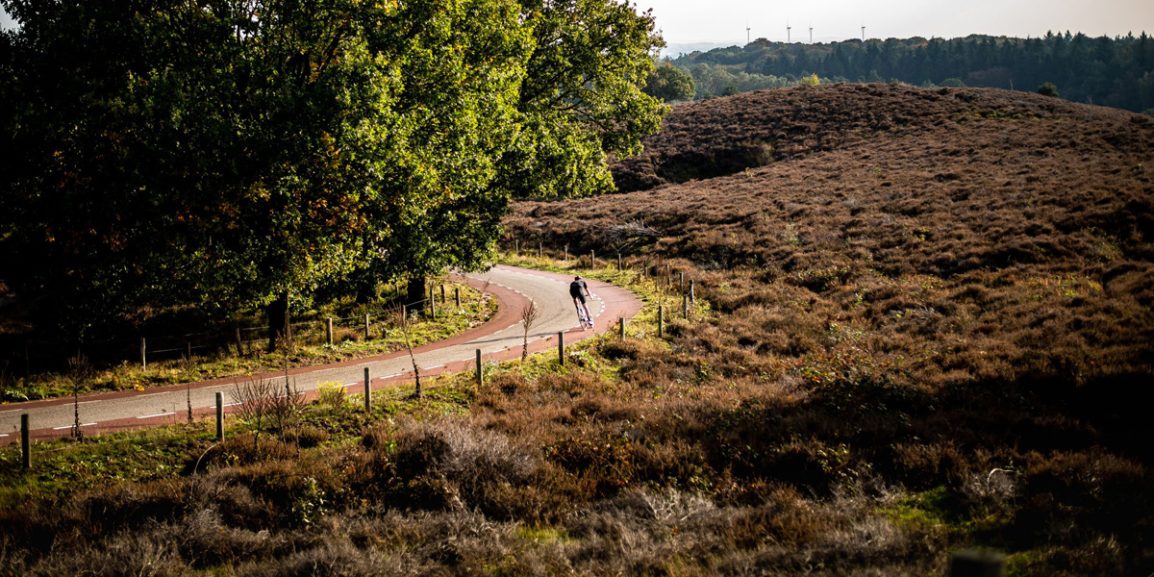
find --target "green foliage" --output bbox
[671,33,1154,112]
[0,0,665,344]
[495,0,666,200]
[645,61,696,102]
[687,62,795,98]
[1037,81,1060,97]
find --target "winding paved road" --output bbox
[0,265,642,445]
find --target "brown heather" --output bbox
[2,83,1153,576]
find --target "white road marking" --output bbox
[137,412,171,420]
[53,423,96,430]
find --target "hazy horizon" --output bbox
[642,0,1152,46]
[3,2,1151,46]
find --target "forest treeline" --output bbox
[670,32,1154,112]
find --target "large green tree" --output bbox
[1,0,663,350]
[496,0,666,200]
[352,0,668,306]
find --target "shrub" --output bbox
[315,380,348,409]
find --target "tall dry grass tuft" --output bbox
[20,530,187,577]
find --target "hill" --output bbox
[505,83,1154,573]
[4,83,1152,577]
[518,83,1154,401]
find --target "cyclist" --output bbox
[569,276,593,329]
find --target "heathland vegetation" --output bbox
[2,81,1151,575]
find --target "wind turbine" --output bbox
[746,22,751,44]
[809,24,813,44]
[787,21,792,43]
[861,25,866,41]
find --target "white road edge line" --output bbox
[53,423,96,430]
[137,412,171,420]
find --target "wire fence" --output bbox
[1,281,470,380]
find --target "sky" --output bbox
[3,1,1151,46]
[638,0,1154,50]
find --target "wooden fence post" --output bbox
[658,305,664,338]
[589,250,595,269]
[215,392,224,441]
[235,327,244,356]
[140,338,147,372]
[455,286,461,309]
[690,279,696,304]
[557,331,565,365]
[683,294,690,319]
[364,313,371,340]
[619,317,626,339]
[326,318,334,346]
[538,241,543,259]
[617,252,622,271]
[21,414,30,470]
[364,367,371,413]
[475,349,483,387]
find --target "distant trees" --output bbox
[645,61,696,102]
[0,0,664,348]
[686,62,793,99]
[670,33,1154,112]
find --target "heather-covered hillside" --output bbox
[5,84,1153,577]
[612,83,1154,192]
[505,83,1154,573]
[518,85,1154,402]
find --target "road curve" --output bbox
[0,265,642,445]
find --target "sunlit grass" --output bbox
[5,281,495,401]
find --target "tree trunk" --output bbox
[266,292,289,353]
[353,270,377,304]
[406,276,427,313]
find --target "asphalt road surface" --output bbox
[0,265,642,444]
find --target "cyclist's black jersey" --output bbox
[569,280,587,299]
